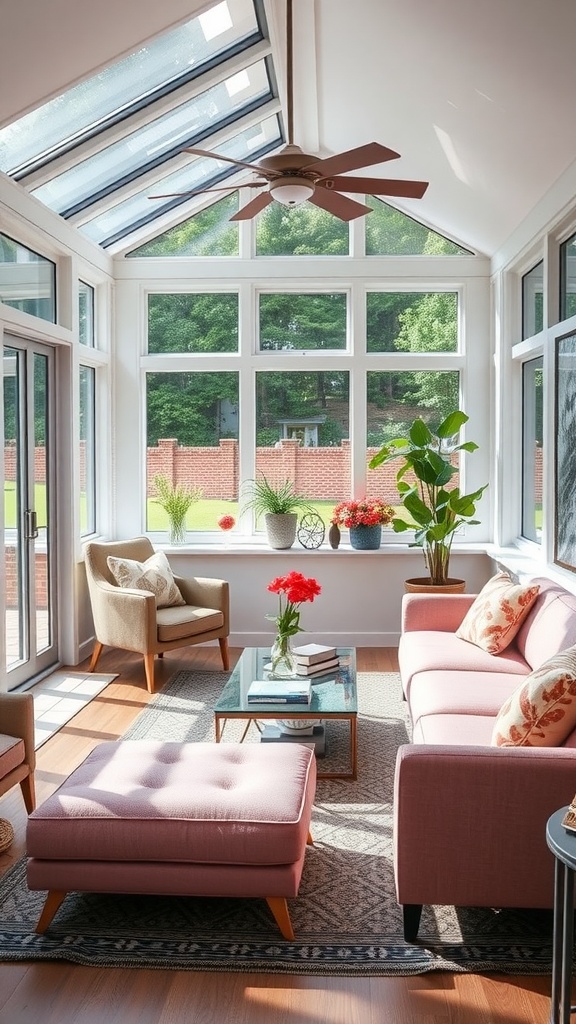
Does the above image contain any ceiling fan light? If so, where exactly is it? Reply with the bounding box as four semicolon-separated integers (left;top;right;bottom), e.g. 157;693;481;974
269;176;315;207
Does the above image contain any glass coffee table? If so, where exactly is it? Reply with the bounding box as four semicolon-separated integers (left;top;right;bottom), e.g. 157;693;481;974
213;647;358;780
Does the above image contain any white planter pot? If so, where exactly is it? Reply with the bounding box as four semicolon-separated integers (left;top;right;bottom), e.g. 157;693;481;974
265;512;298;549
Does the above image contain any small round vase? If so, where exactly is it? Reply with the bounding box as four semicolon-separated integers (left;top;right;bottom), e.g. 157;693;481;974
269;634;296;678
349;524;382;550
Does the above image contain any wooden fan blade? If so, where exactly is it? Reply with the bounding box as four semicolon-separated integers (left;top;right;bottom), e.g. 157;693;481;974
148;183;267;199
185;147;274;176
229;191;274;221
309;188;372;222
302;143;401;177
318;176;429;200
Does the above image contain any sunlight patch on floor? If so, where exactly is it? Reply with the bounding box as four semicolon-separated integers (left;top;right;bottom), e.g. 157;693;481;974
32;671;117;749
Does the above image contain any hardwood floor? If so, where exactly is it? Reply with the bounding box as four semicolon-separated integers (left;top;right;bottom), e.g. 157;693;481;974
0;646;552;1024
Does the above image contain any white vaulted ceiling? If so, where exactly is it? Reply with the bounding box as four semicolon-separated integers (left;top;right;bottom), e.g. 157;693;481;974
1;0;576;256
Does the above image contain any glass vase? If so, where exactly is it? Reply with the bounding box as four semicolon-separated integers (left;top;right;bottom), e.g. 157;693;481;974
168;519;187;545
269;633;297;678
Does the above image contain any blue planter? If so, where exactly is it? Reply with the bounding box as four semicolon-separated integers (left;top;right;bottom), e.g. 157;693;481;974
349;524;382;550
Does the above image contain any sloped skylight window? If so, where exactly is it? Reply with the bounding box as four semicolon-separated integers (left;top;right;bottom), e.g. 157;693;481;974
0;0;263;176
0;0;278;248
78;114;282;248
31;60;272;217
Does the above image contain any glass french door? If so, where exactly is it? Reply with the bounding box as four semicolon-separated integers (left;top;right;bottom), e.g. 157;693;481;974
4;336;57;687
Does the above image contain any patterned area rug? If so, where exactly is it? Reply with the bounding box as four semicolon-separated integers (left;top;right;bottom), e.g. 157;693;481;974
0;669;556;975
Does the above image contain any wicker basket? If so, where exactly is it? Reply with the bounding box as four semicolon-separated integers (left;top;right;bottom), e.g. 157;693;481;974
0;819;14;854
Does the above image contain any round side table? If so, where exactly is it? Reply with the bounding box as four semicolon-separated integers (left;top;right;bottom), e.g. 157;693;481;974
546;807;576;1024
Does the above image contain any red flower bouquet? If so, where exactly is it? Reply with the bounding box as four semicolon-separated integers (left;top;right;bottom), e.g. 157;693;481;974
267;571;322;639
331;498;395;529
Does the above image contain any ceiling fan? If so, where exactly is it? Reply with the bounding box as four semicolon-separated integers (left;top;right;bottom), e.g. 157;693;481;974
150;0;429;222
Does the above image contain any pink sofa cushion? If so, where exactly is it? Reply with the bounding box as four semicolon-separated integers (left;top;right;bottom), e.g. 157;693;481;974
398;631;529;697
413;713;495;745
515;578;576;670
0;734;25;776
27;740;316;866
408;670;525;727
455;572;540;654
492;646;576;747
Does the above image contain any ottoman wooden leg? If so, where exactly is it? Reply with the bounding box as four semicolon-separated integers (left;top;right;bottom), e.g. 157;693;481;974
36;890;67;934
266;897;295;941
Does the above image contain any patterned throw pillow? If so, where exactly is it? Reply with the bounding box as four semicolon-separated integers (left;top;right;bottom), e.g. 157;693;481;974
107;551;185;608
455;571;540;654
492;647;576;746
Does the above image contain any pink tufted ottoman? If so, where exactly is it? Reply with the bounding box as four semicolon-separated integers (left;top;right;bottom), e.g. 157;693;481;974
26;740;316;940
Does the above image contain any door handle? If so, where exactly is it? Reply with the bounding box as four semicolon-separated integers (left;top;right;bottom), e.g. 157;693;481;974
25;510;38;540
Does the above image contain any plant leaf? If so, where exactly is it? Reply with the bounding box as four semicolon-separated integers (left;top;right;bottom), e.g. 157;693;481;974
437;409;468;437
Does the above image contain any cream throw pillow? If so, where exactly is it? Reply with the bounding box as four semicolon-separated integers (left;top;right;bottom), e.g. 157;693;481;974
455;572;540;654
492;646;576;746
107;551;185;608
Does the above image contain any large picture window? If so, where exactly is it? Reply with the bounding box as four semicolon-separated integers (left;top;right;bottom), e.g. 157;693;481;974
129;195;483;543
254;370;350;525
146;371;239;533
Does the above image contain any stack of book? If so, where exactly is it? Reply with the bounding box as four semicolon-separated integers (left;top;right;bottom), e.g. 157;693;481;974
247;678;312;705
292;643;340;677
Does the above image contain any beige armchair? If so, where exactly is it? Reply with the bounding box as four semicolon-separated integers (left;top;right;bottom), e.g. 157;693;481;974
0;691;36;813
84;537;230;693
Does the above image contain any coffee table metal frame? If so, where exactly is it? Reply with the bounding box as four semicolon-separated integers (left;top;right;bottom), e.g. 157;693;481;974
213;647;358;780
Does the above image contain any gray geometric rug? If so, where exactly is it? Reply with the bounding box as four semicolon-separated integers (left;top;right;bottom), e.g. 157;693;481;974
0;670;555;975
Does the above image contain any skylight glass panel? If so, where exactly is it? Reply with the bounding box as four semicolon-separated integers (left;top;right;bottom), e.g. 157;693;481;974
78;114;282;246
31;60;272;216
0;0;261;176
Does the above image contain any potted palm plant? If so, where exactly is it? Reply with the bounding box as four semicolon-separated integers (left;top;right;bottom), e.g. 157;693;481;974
242;475;315;549
368;409;487;591
153;473;203;544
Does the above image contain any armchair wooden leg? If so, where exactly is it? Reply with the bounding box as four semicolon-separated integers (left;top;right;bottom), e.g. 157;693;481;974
89;641;104;673
20;773;36;814
219;637;230;671
143;653;155;694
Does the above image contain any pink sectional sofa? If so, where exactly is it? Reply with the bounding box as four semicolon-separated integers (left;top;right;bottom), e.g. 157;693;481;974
394;576;576;941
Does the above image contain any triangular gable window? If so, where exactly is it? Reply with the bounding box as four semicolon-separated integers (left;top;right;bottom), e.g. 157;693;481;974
365;197;473;255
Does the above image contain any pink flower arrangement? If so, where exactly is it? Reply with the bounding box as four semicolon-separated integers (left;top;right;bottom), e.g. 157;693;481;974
217;514;236;531
331;498;395;529
267;571;322;638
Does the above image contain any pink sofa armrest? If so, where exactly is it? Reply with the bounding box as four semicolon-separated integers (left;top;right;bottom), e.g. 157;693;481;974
394;743;576;910
401;593;477;633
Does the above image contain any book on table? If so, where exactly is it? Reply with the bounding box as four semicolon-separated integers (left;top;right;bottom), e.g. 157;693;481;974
295;657;340;677
246;678;312;704
292;643;337;665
